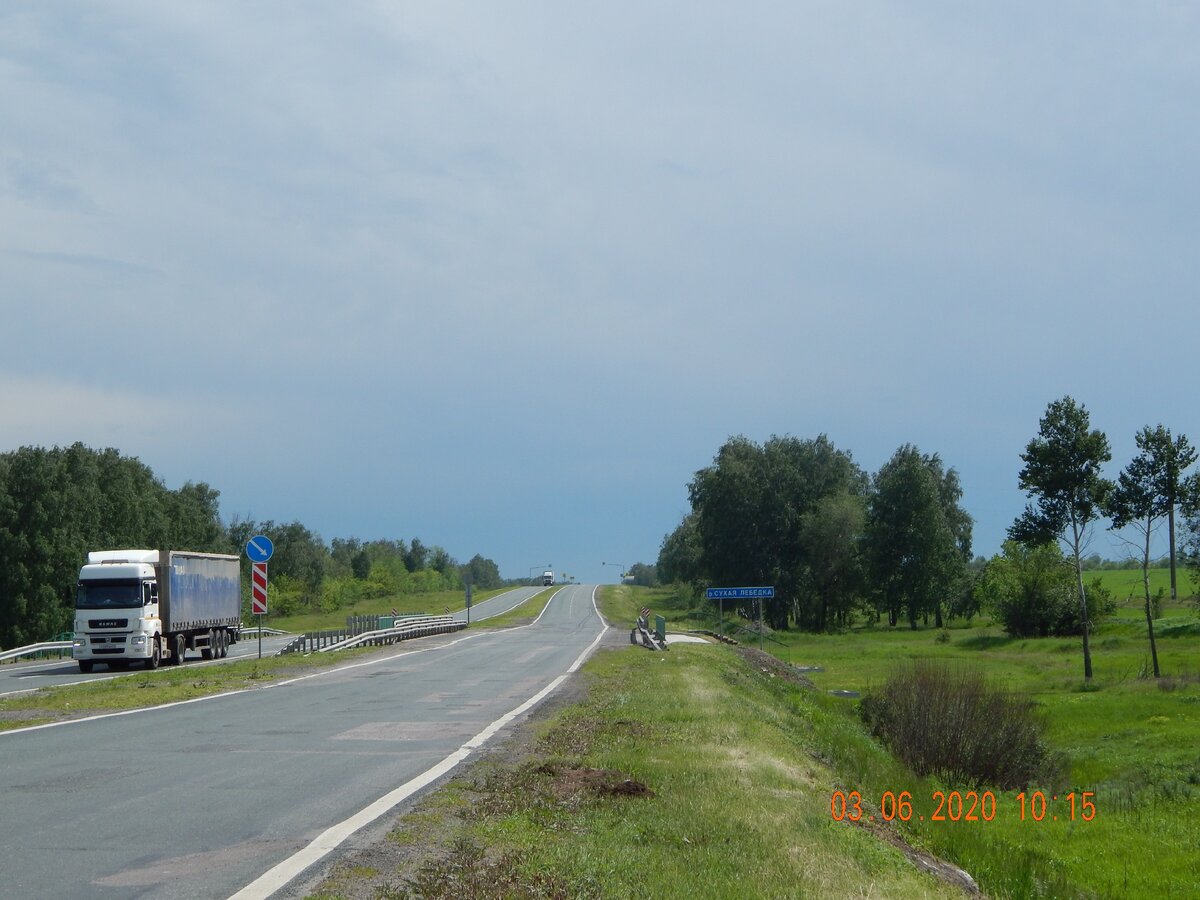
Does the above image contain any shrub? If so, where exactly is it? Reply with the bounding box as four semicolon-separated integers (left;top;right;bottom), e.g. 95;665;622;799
974;541;1114;637
860;660;1065;790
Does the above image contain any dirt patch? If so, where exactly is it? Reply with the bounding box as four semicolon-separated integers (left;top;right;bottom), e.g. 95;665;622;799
533;762;655;800
734;645;817;688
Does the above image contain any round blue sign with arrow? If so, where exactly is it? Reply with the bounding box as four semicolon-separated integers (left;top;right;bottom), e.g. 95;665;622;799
246;534;274;563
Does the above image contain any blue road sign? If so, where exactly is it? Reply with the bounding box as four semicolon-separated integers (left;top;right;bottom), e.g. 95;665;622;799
706;586;775;600
246;535;274;563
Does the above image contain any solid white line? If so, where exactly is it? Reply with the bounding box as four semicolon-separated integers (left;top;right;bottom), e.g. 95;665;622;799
228;586;610;900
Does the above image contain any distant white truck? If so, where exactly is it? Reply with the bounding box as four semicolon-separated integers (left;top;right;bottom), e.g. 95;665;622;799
72;550;241;672
542;570;555;586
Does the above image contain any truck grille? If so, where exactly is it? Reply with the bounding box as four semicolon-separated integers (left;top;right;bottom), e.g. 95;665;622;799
89;619;129;628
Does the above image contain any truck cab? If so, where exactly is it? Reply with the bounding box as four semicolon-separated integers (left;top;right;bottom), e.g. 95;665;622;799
542;570;555;586
73;550;162;672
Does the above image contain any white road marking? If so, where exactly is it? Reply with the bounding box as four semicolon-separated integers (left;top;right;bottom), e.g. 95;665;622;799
228;585;609;900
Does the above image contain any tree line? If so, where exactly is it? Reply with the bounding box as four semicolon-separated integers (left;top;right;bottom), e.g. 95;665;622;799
0;443;506;647
656;435;974;632
655;399;1199;681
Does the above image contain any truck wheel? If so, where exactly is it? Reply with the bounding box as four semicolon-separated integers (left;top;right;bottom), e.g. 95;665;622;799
78;660;94;674
218;628;228;658
201;629;215;660
172;634;186;666
146;639;161;670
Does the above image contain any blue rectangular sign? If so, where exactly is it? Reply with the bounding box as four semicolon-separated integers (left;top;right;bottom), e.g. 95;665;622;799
706;586;775;600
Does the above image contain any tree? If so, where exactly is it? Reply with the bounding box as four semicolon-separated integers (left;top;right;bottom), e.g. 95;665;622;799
657;514;703;587
688;435;867;630
865;446;970;629
461;554;502;590
797;490;865;630
1009;396;1112;680
350;550;372;580
1147;428;1195;601
405;538;429;573
627;562;658;587
1107;426;1194;677
975;541;1079;637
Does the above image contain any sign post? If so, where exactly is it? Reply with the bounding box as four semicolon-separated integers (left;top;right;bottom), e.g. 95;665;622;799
465;582;473;625
705;587;775;647
246;535;274;660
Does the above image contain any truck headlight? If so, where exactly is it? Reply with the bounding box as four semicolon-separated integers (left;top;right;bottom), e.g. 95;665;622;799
130;635;147;647
73;637;86;647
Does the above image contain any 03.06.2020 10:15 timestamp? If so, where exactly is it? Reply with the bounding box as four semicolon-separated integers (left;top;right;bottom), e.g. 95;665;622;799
830;789;1098;824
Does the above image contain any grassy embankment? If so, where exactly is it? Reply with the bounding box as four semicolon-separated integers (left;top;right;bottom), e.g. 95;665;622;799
609;579;1200;898
312;576;1190;898
313;590;967;899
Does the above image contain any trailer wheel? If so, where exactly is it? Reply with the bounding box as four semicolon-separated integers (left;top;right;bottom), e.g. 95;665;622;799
146;638;161;670
219;628;229;658
201;629;215;660
78;660;94;674
172;634;186;665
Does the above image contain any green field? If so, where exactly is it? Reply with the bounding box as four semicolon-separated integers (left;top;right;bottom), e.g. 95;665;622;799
1088;566;1197;606
612;584;1200;898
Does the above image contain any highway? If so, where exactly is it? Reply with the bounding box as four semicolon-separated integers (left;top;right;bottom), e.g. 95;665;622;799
0;584;546;698
0;583;609;899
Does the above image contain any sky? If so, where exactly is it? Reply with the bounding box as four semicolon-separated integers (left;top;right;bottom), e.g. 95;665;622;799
3;3;1199;584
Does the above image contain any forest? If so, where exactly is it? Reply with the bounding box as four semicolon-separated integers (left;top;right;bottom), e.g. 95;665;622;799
0;443;504;647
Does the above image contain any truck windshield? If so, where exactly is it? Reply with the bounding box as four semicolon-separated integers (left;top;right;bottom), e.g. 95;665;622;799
76;580;141;609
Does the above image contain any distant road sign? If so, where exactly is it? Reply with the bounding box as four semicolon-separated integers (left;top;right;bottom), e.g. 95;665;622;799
706;586;775;600
246;535;274;563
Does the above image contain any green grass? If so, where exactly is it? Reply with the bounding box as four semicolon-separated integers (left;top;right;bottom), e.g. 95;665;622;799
602;585;1200;898
466;588;555;629
1087;566;1196;608
378;643;965;899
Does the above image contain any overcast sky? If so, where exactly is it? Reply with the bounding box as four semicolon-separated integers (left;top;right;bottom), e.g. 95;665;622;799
3;3;1198;583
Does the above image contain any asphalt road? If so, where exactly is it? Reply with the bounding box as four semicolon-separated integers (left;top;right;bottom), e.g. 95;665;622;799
0;584;547;698
0;583;609;899
449;584;551;623
0;635;296;698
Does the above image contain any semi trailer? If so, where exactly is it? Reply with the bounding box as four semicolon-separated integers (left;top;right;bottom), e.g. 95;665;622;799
72;549;241;672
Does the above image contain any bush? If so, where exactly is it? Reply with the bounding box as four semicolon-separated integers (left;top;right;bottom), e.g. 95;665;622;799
860;660;1065;790
975;541;1114;637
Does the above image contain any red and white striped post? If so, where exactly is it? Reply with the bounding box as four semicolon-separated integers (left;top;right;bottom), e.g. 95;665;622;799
252;562;268;658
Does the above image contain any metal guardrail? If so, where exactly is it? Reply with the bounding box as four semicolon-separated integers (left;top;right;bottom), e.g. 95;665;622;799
278;615;465;656
238;626;291;637
0;640;74;663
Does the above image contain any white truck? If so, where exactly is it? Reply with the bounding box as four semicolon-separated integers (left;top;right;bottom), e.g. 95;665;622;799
542;570;555;586
72;549;241;672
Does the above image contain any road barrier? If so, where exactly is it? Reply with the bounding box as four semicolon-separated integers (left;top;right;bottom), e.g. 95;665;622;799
278;615;465;656
0;640;74;664
629;616;667;651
